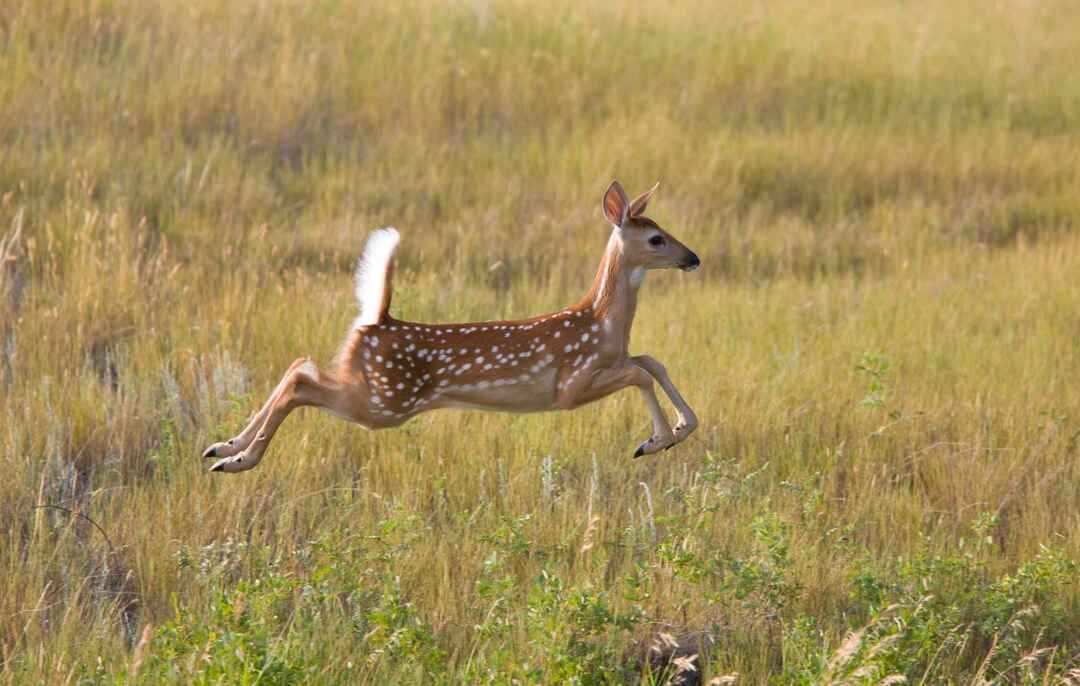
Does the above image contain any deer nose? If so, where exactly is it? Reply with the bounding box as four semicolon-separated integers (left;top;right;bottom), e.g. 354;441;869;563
681;251;700;271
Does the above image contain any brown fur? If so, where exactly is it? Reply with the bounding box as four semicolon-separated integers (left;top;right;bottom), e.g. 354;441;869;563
580;238;623;319
203;181;701;473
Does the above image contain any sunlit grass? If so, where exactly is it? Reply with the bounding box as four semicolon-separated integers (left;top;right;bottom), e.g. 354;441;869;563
3;0;1080;682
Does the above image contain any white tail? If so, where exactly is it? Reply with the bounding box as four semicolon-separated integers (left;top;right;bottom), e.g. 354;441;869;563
353;227;400;327
203;181;701;473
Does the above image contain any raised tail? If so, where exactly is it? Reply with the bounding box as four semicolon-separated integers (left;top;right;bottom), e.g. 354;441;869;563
353;228;400;326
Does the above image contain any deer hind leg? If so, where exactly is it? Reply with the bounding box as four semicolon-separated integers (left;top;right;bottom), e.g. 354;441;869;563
631;354;699;445
208;358;344;473
203;357;310;460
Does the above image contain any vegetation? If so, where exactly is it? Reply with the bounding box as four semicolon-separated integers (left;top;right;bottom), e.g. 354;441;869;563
3;0;1080;682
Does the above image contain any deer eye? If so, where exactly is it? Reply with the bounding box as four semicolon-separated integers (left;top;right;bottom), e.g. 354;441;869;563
648;235;665;247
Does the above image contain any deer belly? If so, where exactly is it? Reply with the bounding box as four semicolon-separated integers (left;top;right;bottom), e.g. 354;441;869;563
434;368;557;413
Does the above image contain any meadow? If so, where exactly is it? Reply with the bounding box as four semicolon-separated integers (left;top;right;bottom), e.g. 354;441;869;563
3;0;1080;682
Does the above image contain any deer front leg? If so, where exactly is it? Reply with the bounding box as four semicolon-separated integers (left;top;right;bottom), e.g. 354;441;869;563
203;357;309;460
631;377;678;458
631;355;698;445
209;359;344;473
561;362;676;459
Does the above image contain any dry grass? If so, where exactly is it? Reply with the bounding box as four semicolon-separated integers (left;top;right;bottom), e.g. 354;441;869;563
2;0;1080;682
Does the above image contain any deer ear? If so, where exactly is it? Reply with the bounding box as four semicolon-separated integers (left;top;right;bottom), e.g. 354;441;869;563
603;180;630;227
629;181;659;218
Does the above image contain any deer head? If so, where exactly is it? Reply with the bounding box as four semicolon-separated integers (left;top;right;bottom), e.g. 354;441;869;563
602;180;700;273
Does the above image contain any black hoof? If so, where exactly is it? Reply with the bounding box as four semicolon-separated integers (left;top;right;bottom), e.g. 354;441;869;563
633;445;645;459
202;446;217;458
209;462;224;472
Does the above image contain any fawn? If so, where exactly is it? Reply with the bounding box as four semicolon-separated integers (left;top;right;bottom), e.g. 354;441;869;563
203;180;700;472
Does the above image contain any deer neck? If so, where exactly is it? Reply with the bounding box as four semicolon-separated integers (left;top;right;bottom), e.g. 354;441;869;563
579;230;645;352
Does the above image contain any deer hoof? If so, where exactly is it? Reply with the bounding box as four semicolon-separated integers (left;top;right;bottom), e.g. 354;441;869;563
209;454;252;473
634;432;678;458
203;438;241;459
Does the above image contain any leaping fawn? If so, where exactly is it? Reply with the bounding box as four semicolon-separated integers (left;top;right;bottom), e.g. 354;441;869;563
203;181;701;472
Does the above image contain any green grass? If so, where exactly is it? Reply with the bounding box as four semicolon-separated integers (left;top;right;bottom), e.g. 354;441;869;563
3;0;1080;682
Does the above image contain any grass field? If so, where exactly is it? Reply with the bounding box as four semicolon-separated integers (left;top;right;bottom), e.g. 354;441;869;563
3;0;1080;682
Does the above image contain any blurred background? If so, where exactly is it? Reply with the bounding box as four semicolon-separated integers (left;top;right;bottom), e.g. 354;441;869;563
2;0;1080;682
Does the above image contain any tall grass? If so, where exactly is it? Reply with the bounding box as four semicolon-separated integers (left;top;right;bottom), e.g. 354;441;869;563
3;0;1080;682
